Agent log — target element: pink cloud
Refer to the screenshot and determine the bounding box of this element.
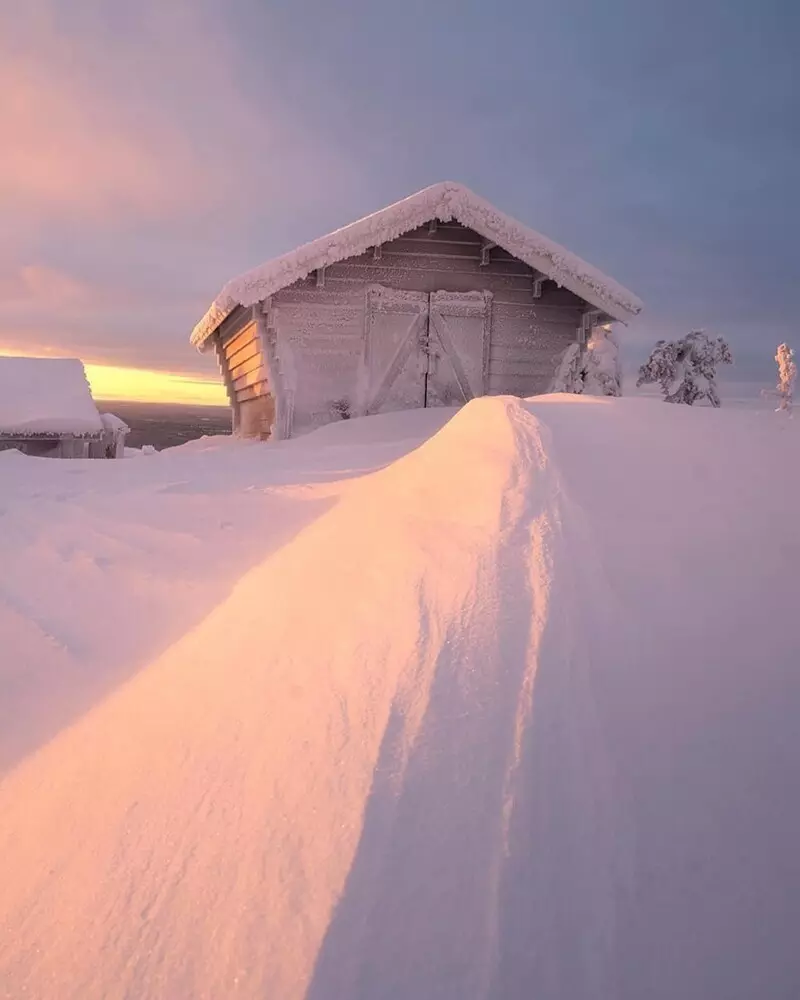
[0,265,93,307]
[0,3,361,227]
[0,55,218,222]
[0,1,365,375]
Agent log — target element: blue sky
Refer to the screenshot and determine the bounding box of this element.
[1,0,797,392]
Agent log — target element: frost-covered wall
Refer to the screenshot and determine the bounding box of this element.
[216,221,593,438]
[193,181,641,346]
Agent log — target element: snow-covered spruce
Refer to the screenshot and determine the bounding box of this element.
[550,326,622,396]
[584,325,622,396]
[637,330,733,406]
[550,343,585,394]
[775,343,797,413]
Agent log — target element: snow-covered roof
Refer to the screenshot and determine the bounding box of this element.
[191,181,643,348]
[0,357,104,437]
[100,412,131,434]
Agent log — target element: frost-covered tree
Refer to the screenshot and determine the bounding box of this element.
[549,325,622,396]
[637,330,733,406]
[584,325,622,396]
[550,343,584,394]
[775,343,796,413]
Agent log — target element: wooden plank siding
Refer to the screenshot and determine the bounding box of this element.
[268,289,366,434]
[217,220,589,437]
[222,321,258,364]
[217,307,275,437]
[276,221,583,400]
[228,349,266,383]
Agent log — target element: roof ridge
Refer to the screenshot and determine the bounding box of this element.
[191,183,642,348]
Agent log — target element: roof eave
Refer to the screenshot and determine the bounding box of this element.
[192,182,642,347]
[0,429,105,440]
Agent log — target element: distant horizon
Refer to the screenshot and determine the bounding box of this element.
[0,345,227,406]
[95,395,229,409]
[0,345,776,410]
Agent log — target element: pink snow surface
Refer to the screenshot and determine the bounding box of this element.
[0,396,799,999]
[0,356,103,436]
[191,182,643,347]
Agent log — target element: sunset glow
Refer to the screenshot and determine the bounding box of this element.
[0,345,227,406]
[85,363,227,406]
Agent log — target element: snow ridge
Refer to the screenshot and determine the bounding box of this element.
[2,396,800,999]
[0,397,615,999]
[191,182,643,348]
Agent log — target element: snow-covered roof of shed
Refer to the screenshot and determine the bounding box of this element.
[0,357,104,437]
[191,181,643,348]
[100,412,130,434]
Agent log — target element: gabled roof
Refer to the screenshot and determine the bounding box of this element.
[191,181,643,349]
[0,357,104,438]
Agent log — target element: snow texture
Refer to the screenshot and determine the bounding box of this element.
[191,182,643,348]
[548,326,621,396]
[0,356,104,437]
[1,396,799,1000]
[549,342,584,394]
[637,330,733,406]
[583,325,622,396]
[775,343,796,412]
[100,412,130,434]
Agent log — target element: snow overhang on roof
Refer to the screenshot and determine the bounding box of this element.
[0,357,104,438]
[191,181,643,349]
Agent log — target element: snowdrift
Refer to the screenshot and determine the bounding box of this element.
[0,395,799,1000]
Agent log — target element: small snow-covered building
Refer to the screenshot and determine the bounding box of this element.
[90,412,131,459]
[0,356,127,458]
[191,182,642,439]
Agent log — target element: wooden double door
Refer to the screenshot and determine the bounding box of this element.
[364,286,491,414]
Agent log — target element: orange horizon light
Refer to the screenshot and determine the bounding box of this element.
[85,363,228,406]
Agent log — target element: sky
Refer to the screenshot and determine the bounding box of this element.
[1,0,797,403]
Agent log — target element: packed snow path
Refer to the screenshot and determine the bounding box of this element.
[0,396,798,999]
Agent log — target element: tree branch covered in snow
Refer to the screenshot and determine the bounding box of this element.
[637,331,733,406]
[550,344,584,394]
[550,326,622,396]
[775,343,796,413]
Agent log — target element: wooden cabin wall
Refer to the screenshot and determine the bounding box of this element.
[269,221,584,414]
[267,287,367,435]
[215,307,276,438]
[215,221,590,437]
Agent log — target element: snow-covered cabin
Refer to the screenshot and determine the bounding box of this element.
[191,182,642,439]
[0,356,126,458]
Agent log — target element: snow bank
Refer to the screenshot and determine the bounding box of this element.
[191,182,643,347]
[1,395,799,999]
[0,356,104,436]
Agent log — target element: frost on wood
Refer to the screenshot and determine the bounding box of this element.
[191,181,643,347]
[775,343,796,413]
[637,330,733,407]
[549,326,622,396]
